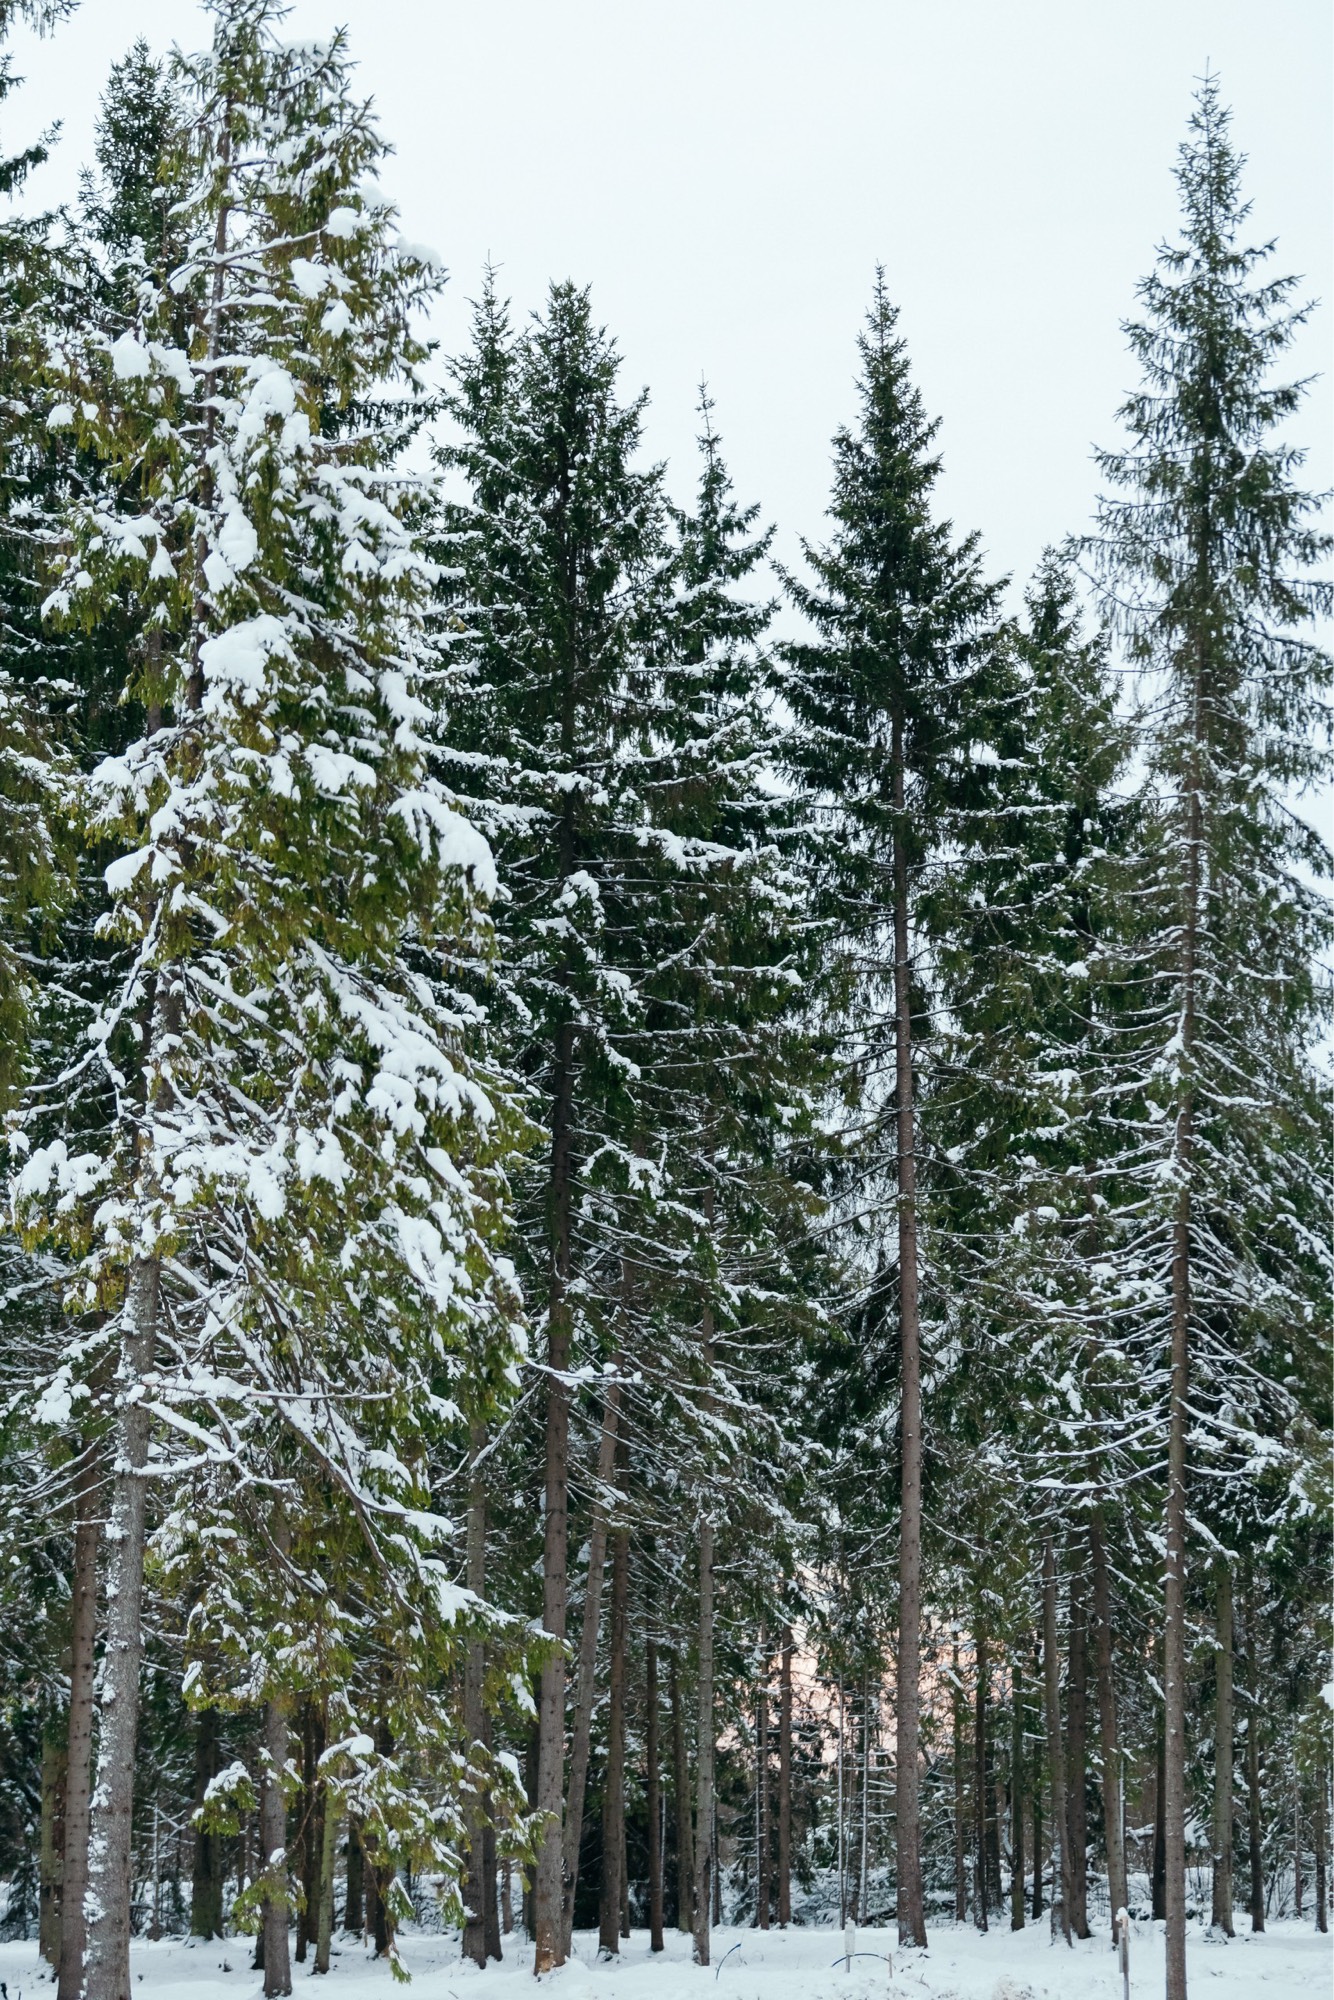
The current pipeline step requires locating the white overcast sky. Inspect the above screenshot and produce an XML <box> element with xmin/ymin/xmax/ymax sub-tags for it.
<box><xmin>7</xmin><ymin>0</ymin><xmax>1332</xmax><ymax>606</ymax></box>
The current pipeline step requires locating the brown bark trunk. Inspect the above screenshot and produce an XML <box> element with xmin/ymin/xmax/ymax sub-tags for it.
<box><xmin>646</xmin><ymin>1638</ymin><xmax>664</xmax><ymax>1951</ymax></box>
<box><xmin>1041</xmin><ymin>1538</ymin><xmax>1072</xmax><ymax>1945</ymax></box>
<box><xmin>463</xmin><ymin>1420</ymin><xmax>490</xmax><ymax>1967</ymax></box>
<box><xmin>59</xmin><ymin>1444</ymin><xmax>99</xmax><ymax>2000</ymax></box>
<box><xmin>559</xmin><ymin>1374</ymin><xmax>622</xmax><ymax>1949</ymax></box>
<box><xmin>952</xmin><ymin>1640</ymin><xmax>967</xmax><ymax>1922</ymax></box>
<box><xmin>1066</xmin><ymin>1575</ymin><xmax>1090</xmax><ymax>1937</ymax></box>
<box><xmin>82</xmin><ymin>1253</ymin><xmax>160</xmax><ymax>2000</ymax></box>
<box><xmin>1152</xmin><ymin>1728</ymin><xmax>1167</xmax><ymax>1922</ymax></box>
<box><xmin>1010</xmin><ymin>1649</ymin><xmax>1025</xmax><ymax>1930</ymax></box>
<box><xmin>261</xmin><ymin>1694</ymin><xmax>291</xmax><ymax>1996</ymax></box>
<box><xmin>778</xmin><ymin>1627</ymin><xmax>793</xmax><ymax>1926</ymax></box>
<box><xmin>757</xmin><ymin>1652</ymin><xmax>771</xmax><ymax>1929</ymax></box>
<box><xmin>483</xmin><ymin>1824</ymin><xmax>501</xmax><ymax>1962</ymax></box>
<box><xmin>1243</xmin><ymin>1579</ymin><xmax>1264</xmax><ymax>1933</ymax></box>
<box><xmin>974</xmin><ymin>1624</ymin><xmax>989</xmax><ymax>1931</ymax></box>
<box><xmin>890</xmin><ymin>712</ymin><xmax>926</xmax><ymax>1950</ymax></box>
<box><xmin>1294</xmin><ymin>1781</ymin><xmax>1304</xmax><ymax>1919</ymax></box>
<box><xmin>1314</xmin><ymin>1757</ymin><xmax>1327</xmax><ymax>1932</ymax></box>
<box><xmin>599</xmin><ymin>1527</ymin><xmax>629</xmax><ymax>1955</ymax></box>
<box><xmin>670</xmin><ymin>1651</ymin><xmax>694</xmax><ymax>1933</ymax></box>
<box><xmin>533</xmin><ymin>1012</ymin><xmax>577</xmax><ymax>1973</ymax></box>
<box><xmin>343</xmin><ymin>1819</ymin><xmax>363</xmax><ymax>1934</ymax></box>
<box><xmin>1210</xmin><ymin>1563</ymin><xmax>1235</xmax><ymax>1934</ymax></box>
<box><xmin>314</xmin><ymin>1781</ymin><xmax>338</xmax><ymax>1975</ymax></box>
<box><xmin>1162</xmin><ymin>760</ymin><xmax>1201</xmax><ymax>2000</ymax></box>
<box><xmin>364</xmin><ymin>1856</ymin><xmax>380</xmax><ymax>1952</ymax></box>
<box><xmin>40</xmin><ymin>1722</ymin><xmax>66</xmax><ymax>1969</ymax></box>
<box><xmin>1031</xmin><ymin>1635</ymin><xmax>1044</xmax><ymax>1921</ymax></box>
<box><xmin>190</xmin><ymin>1707</ymin><xmax>223</xmax><ymax>1942</ymax></box>
<box><xmin>692</xmin><ymin>1514</ymin><xmax>715</xmax><ymax>1966</ymax></box>
<box><xmin>295</xmin><ymin>1703</ymin><xmax>317</xmax><ymax>1963</ymax></box>
<box><xmin>1088</xmin><ymin>1511</ymin><xmax>1127</xmax><ymax>1929</ymax></box>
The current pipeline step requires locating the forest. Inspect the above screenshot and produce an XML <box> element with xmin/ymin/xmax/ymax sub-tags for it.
<box><xmin>0</xmin><ymin>5</ymin><xmax>1329</xmax><ymax>2000</ymax></box>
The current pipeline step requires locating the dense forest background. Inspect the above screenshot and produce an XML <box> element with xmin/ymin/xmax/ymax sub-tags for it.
<box><xmin>0</xmin><ymin>7</ymin><xmax>1328</xmax><ymax>2000</ymax></box>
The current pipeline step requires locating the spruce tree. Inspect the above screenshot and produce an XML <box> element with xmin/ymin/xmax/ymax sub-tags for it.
<box><xmin>13</xmin><ymin>9</ymin><xmax>525</xmax><ymax>1995</ymax></box>
<box><xmin>434</xmin><ymin>275</ymin><xmax>673</xmax><ymax>1971</ymax></box>
<box><xmin>1086</xmin><ymin>76</ymin><xmax>1332</xmax><ymax>2000</ymax></box>
<box><xmin>784</xmin><ymin>274</ymin><xmax>1003</xmax><ymax>1946</ymax></box>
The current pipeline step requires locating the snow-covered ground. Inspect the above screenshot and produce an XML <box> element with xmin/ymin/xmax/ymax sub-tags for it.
<box><xmin>3</xmin><ymin>1920</ymin><xmax>1329</xmax><ymax>2000</ymax></box>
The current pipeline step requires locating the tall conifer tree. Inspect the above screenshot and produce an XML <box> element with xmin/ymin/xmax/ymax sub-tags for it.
<box><xmin>1087</xmin><ymin>76</ymin><xmax>1332</xmax><ymax>2000</ymax></box>
<box><xmin>14</xmin><ymin>10</ymin><xmax>525</xmax><ymax>1995</ymax></box>
<box><xmin>784</xmin><ymin>274</ymin><xmax>1003</xmax><ymax>1946</ymax></box>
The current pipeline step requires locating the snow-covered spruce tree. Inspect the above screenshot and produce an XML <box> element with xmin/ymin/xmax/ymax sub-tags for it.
<box><xmin>621</xmin><ymin>395</ymin><xmax>830</xmax><ymax>1963</ymax></box>
<box><xmin>433</xmin><ymin>276</ymin><xmax>675</xmax><ymax>1972</ymax></box>
<box><xmin>782</xmin><ymin>273</ymin><xmax>1004</xmax><ymax>1948</ymax></box>
<box><xmin>1085</xmin><ymin>76</ymin><xmax>1333</xmax><ymax>2000</ymax></box>
<box><xmin>0</xmin><ymin>29</ymin><xmax>178</xmax><ymax>1989</ymax></box>
<box><xmin>11</xmin><ymin>8</ymin><xmax>526</xmax><ymax>1997</ymax></box>
<box><xmin>923</xmin><ymin>552</ymin><xmax>1161</xmax><ymax>1931</ymax></box>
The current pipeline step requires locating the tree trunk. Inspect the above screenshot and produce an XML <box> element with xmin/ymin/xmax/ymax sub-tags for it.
<box><xmin>261</xmin><ymin>1696</ymin><xmax>291</xmax><ymax>1997</ymax></box>
<box><xmin>620</xmin><ymin>1822</ymin><xmax>630</xmax><ymax>1938</ymax></box>
<box><xmin>59</xmin><ymin>1443</ymin><xmax>99</xmax><ymax>2000</ymax></box>
<box><xmin>973</xmin><ymin>1623</ymin><xmax>989</xmax><ymax>1932</ymax></box>
<box><xmin>1088</xmin><ymin>1511</ymin><xmax>1127</xmax><ymax>1932</ymax></box>
<box><xmin>1066</xmin><ymin>1575</ymin><xmax>1090</xmax><ymax>1937</ymax></box>
<box><xmin>692</xmin><ymin>1514</ymin><xmax>715</xmax><ymax>1966</ymax></box>
<box><xmin>559</xmin><ymin>1375</ymin><xmax>622</xmax><ymax>1950</ymax></box>
<box><xmin>82</xmin><ymin>1253</ymin><xmax>160</xmax><ymax>2000</ymax></box>
<box><xmin>533</xmin><ymin>1014</ymin><xmax>576</xmax><ymax>1973</ymax></box>
<box><xmin>1162</xmin><ymin>773</ymin><xmax>1200</xmax><ymax>2000</ymax></box>
<box><xmin>1314</xmin><ymin>1757</ymin><xmax>1327</xmax><ymax>1933</ymax></box>
<box><xmin>599</xmin><ymin>1527</ymin><xmax>629</xmax><ymax>1956</ymax></box>
<box><xmin>1244</xmin><ymin>1683</ymin><xmax>1264</xmax><ymax>1929</ymax></box>
<box><xmin>890</xmin><ymin>712</ymin><xmax>927</xmax><ymax>1951</ymax></box>
<box><xmin>190</xmin><ymin>1707</ymin><xmax>223</xmax><ymax>1942</ymax></box>
<box><xmin>483</xmin><ymin>1821</ymin><xmax>501</xmax><ymax>1963</ymax></box>
<box><xmin>1294</xmin><ymin>1780</ymin><xmax>1304</xmax><ymax>1920</ymax></box>
<box><xmin>692</xmin><ymin>1187</ymin><xmax>718</xmax><ymax>1969</ymax></box>
<box><xmin>462</xmin><ymin>1421</ymin><xmax>490</xmax><ymax>1968</ymax></box>
<box><xmin>670</xmin><ymin>1651</ymin><xmax>694</xmax><ymax>1933</ymax></box>
<box><xmin>1031</xmin><ymin>1636</ymin><xmax>1044</xmax><ymax>1922</ymax></box>
<box><xmin>1152</xmin><ymin>1728</ymin><xmax>1167</xmax><ymax>1922</ymax></box>
<box><xmin>1210</xmin><ymin>1563</ymin><xmax>1235</xmax><ymax>1934</ymax></box>
<box><xmin>40</xmin><ymin>1722</ymin><xmax>66</xmax><ymax>1969</ymax></box>
<box><xmin>1041</xmin><ymin>1537</ymin><xmax>1072</xmax><ymax>1946</ymax></box>
<box><xmin>1010</xmin><ymin>1649</ymin><xmax>1025</xmax><ymax>1931</ymax></box>
<box><xmin>952</xmin><ymin>1640</ymin><xmax>967</xmax><ymax>1922</ymax></box>
<box><xmin>778</xmin><ymin>1628</ymin><xmax>793</xmax><ymax>1926</ymax></box>
<box><xmin>343</xmin><ymin>1819</ymin><xmax>363</xmax><ymax>1934</ymax></box>
<box><xmin>1238</xmin><ymin>1563</ymin><xmax>1264</xmax><ymax>1934</ymax></box>
<box><xmin>364</xmin><ymin>1856</ymin><xmax>380</xmax><ymax>1953</ymax></box>
<box><xmin>295</xmin><ymin>1704</ymin><xmax>317</xmax><ymax>1963</ymax></box>
<box><xmin>757</xmin><ymin>1654</ymin><xmax>771</xmax><ymax>1929</ymax></box>
<box><xmin>313</xmin><ymin>1778</ymin><xmax>337</xmax><ymax>1975</ymax></box>
<box><xmin>646</xmin><ymin>1639</ymin><xmax>664</xmax><ymax>1952</ymax></box>
<box><xmin>836</xmin><ymin>1675</ymin><xmax>845</xmax><ymax>1925</ymax></box>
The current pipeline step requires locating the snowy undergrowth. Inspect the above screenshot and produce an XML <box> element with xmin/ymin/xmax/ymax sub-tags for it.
<box><xmin>2</xmin><ymin>1923</ymin><xmax>1329</xmax><ymax>2000</ymax></box>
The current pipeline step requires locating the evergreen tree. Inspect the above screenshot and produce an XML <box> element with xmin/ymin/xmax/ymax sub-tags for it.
<box><xmin>783</xmin><ymin>273</ymin><xmax>1003</xmax><ymax>1946</ymax></box>
<box><xmin>434</xmin><ymin>274</ymin><xmax>673</xmax><ymax>1972</ymax></box>
<box><xmin>1086</xmin><ymin>75</ymin><xmax>1333</xmax><ymax>2000</ymax></box>
<box><xmin>12</xmin><ymin>8</ymin><xmax>526</xmax><ymax>1995</ymax></box>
